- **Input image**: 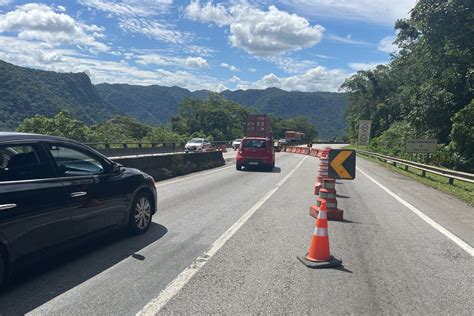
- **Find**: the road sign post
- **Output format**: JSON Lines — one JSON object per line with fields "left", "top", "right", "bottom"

{"left": 405, "top": 139, "right": 437, "bottom": 154}
{"left": 357, "top": 120, "right": 372, "bottom": 147}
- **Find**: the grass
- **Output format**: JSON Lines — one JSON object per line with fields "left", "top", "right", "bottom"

{"left": 352, "top": 150, "right": 474, "bottom": 206}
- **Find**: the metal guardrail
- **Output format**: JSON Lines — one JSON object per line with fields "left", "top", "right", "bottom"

{"left": 357, "top": 150, "right": 474, "bottom": 185}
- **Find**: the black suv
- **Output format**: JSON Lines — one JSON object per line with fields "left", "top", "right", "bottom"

{"left": 0, "top": 132, "right": 157, "bottom": 286}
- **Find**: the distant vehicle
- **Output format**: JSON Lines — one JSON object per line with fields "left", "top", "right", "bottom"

{"left": 285, "top": 131, "right": 304, "bottom": 142}
{"left": 236, "top": 137, "right": 275, "bottom": 171}
{"left": 0, "top": 132, "right": 158, "bottom": 287}
{"left": 232, "top": 139, "right": 242, "bottom": 150}
{"left": 278, "top": 139, "right": 288, "bottom": 145}
{"left": 185, "top": 138, "right": 212, "bottom": 153}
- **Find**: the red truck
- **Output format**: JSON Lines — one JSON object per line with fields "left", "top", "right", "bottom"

{"left": 245, "top": 115, "right": 272, "bottom": 138}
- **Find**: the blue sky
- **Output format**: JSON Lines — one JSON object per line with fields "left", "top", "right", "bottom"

{"left": 0, "top": 0, "right": 416, "bottom": 92}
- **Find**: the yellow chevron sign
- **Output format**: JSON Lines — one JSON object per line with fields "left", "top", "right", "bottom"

{"left": 328, "top": 149, "right": 356, "bottom": 180}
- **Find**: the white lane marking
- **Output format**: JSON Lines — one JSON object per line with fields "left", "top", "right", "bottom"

{"left": 137, "top": 156, "right": 308, "bottom": 315}
{"left": 155, "top": 165, "right": 234, "bottom": 187}
{"left": 357, "top": 167, "right": 474, "bottom": 257}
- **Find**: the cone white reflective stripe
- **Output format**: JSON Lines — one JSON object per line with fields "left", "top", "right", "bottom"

{"left": 317, "top": 200, "right": 337, "bottom": 209}
{"left": 318, "top": 210, "right": 327, "bottom": 219}
{"left": 322, "top": 181, "right": 336, "bottom": 189}
{"left": 320, "top": 191, "right": 336, "bottom": 199}
{"left": 314, "top": 227, "right": 328, "bottom": 236}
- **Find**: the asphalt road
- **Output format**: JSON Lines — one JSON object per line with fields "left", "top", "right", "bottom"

{"left": 0, "top": 147, "right": 472, "bottom": 315}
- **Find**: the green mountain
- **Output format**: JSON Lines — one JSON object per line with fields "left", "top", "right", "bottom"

{"left": 1, "top": 60, "right": 348, "bottom": 139}
{"left": 95, "top": 83, "right": 198, "bottom": 125}
{"left": 96, "top": 85, "right": 348, "bottom": 139}
{"left": 0, "top": 60, "right": 116, "bottom": 130}
{"left": 220, "top": 88, "right": 347, "bottom": 139}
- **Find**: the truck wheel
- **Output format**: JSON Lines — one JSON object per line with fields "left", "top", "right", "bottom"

{"left": 236, "top": 163, "right": 242, "bottom": 170}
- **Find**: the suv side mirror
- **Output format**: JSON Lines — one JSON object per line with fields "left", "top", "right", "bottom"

{"left": 111, "top": 162, "right": 122, "bottom": 174}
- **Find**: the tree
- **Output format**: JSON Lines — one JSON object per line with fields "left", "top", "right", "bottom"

{"left": 16, "top": 111, "right": 93, "bottom": 142}
{"left": 171, "top": 94, "right": 250, "bottom": 140}
{"left": 91, "top": 116, "right": 152, "bottom": 142}
{"left": 449, "top": 100, "right": 474, "bottom": 171}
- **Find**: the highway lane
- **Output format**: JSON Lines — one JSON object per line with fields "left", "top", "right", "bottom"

{"left": 1, "top": 149, "right": 472, "bottom": 314}
{"left": 154, "top": 154, "right": 474, "bottom": 314}
{"left": 0, "top": 151, "right": 306, "bottom": 315}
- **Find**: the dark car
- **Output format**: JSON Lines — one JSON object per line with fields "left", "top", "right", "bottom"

{"left": 236, "top": 137, "right": 275, "bottom": 171}
{"left": 0, "top": 132, "right": 157, "bottom": 286}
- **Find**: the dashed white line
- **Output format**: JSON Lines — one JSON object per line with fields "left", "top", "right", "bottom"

{"left": 357, "top": 167, "right": 474, "bottom": 257}
{"left": 137, "top": 156, "right": 308, "bottom": 315}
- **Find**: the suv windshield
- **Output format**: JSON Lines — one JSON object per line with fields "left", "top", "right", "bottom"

{"left": 189, "top": 139, "right": 203, "bottom": 143}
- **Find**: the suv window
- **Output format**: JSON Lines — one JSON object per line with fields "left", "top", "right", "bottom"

{"left": 0, "top": 144, "right": 51, "bottom": 181}
{"left": 47, "top": 144, "right": 105, "bottom": 177}
{"left": 243, "top": 140, "right": 266, "bottom": 149}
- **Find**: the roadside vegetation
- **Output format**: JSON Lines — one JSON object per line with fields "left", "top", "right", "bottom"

{"left": 354, "top": 150, "right": 474, "bottom": 206}
{"left": 341, "top": 0, "right": 473, "bottom": 173}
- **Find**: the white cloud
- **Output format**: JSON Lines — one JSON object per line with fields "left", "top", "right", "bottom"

{"left": 0, "top": 3, "right": 108, "bottom": 52}
{"left": 248, "top": 67, "right": 256, "bottom": 72}
{"left": 79, "top": 0, "right": 173, "bottom": 17}
{"left": 185, "top": 56, "right": 209, "bottom": 68}
{"left": 80, "top": 0, "right": 186, "bottom": 44}
{"left": 229, "top": 75, "right": 241, "bottom": 83}
{"left": 245, "top": 66, "right": 349, "bottom": 92}
{"left": 185, "top": 2, "right": 325, "bottom": 57}
{"left": 326, "top": 34, "right": 371, "bottom": 45}
{"left": 349, "top": 62, "right": 387, "bottom": 71}
{"left": 119, "top": 18, "right": 186, "bottom": 44}
{"left": 279, "top": 0, "right": 416, "bottom": 25}
{"left": 220, "top": 62, "right": 239, "bottom": 72}
{"left": 0, "top": 0, "right": 12, "bottom": 6}
{"left": 136, "top": 53, "right": 209, "bottom": 69}
{"left": 378, "top": 35, "right": 400, "bottom": 54}
{"left": 185, "top": 0, "right": 231, "bottom": 26}
{"left": 267, "top": 56, "right": 318, "bottom": 74}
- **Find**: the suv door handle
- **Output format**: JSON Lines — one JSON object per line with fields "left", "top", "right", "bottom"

{"left": 0, "top": 204, "right": 17, "bottom": 210}
{"left": 70, "top": 191, "right": 87, "bottom": 198}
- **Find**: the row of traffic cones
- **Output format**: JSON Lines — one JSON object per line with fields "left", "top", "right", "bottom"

{"left": 298, "top": 147, "right": 342, "bottom": 268}
{"left": 313, "top": 148, "right": 344, "bottom": 221}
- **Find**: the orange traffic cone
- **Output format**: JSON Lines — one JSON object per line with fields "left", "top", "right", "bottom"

{"left": 298, "top": 201, "right": 342, "bottom": 268}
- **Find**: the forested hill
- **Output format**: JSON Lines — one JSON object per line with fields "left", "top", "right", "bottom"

{"left": 96, "top": 83, "right": 197, "bottom": 126}
{"left": 0, "top": 60, "right": 116, "bottom": 130}
{"left": 97, "top": 85, "right": 348, "bottom": 139}
{"left": 1, "top": 59, "right": 348, "bottom": 139}
{"left": 220, "top": 88, "right": 347, "bottom": 139}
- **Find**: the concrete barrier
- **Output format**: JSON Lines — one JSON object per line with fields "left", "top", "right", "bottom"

{"left": 112, "top": 152, "right": 225, "bottom": 181}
